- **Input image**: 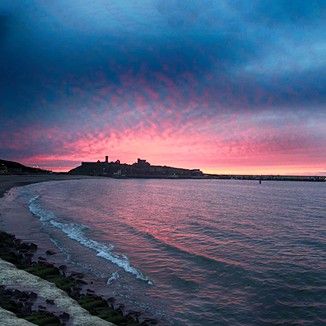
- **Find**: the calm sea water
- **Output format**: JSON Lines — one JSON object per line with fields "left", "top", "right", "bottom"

{"left": 15, "top": 179, "right": 326, "bottom": 325}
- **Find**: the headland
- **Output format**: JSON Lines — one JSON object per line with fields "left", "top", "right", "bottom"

{"left": 68, "top": 156, "right": 325, "bottom": 182}
{"left": 1, "top": 157, "right": 325, "bottom": 181}
{"left": 69, "top": 156, "right": 203, "bottom": 178}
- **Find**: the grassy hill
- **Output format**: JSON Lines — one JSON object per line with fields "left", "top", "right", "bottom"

{"left": 0, "top": 159, "right": 51, "bottom": 174}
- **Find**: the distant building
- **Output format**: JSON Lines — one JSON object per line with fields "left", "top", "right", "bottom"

{"left": 69, "top": 155, "right": 203, "bottom": 178}
{"left": 134, "top": 158, "right": 150, "bottom": 167}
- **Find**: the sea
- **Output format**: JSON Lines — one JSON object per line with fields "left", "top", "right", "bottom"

{"left": 3, "top": 178, "right": 326, "bottom": 325}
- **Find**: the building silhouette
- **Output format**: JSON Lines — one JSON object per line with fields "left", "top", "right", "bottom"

{"left": 69, "top": 156, "right": 203, "bottom": 178}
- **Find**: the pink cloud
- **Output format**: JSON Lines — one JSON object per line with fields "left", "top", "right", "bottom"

{"left": 2, "top": 75, "right": 325, "bottom": 176}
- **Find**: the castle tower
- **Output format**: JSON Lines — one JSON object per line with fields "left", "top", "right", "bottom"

{"left": 105, "top": 156, "right": 108, "bottom": 163}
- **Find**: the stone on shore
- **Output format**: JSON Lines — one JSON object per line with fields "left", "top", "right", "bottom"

{"left": 0, "top": 258, "right": 115, "bottom": 325}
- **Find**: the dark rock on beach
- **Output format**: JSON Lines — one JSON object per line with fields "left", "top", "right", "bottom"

{"left": 0, "top": 230, "right": 155, "bottom": 325}
{"left": 46, "top": 250, "right": 56, "bottom": 255}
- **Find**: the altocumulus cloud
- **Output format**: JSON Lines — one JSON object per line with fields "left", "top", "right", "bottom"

{"left": 0, "top": 0, "right": 325, "bottom": 173}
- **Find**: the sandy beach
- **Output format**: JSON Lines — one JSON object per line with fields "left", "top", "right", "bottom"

{"left": 0, "top": 174, "right": 97, "bottom": 199}
{"left": 0, "top": 175, "right": 147, "bottom": 326}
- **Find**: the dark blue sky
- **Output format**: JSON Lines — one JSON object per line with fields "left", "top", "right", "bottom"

{"left": 1, "top": 0, "right": 325, "bottom": 174}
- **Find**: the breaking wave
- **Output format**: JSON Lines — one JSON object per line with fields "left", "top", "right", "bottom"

{"left": 28, "top": 195, "right": 152, "bottom": 284}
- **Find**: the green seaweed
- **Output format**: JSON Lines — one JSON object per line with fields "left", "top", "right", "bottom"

{"left": 0, "top": 300, "right": 22, "bottom": 315}
{"left": 24, "top": 311, "right": 62, "bottom": 325}
{"left": 76, "top": 294, "right": 139, "bottom": 325}
{"left": 0, "top": 251, "right": 21, "bottom": 265}
{"left": 0, "top": 231, "right": 145, "bottom": 325}
{"left": 24, "top": 262, "right": 60, "bottom": 274}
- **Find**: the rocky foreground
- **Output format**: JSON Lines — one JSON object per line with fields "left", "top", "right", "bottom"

{"left": 0, "top": 231, "right": 159, "bottom": 326}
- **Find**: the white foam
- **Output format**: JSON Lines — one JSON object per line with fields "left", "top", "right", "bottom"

{"left": 107, "top": 271, "right": 120, "bottom": 285}
{"left": 28, "top": 196, "right": 153, "bottom": 284}
{"left": 97, "top": 250, "right": 152, "bottom": 284}
{"left": 29, "top": 196, "right": 56, "bottom": 221}
{"left": 50, "top": 220, "right": 114, "bottom": 253}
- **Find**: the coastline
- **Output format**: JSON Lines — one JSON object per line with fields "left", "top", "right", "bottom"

{"left": 0, "top": 175, "right": 155, "bottom": 325}
{"left": 0, "top": 174, "right": 99, "bottom": 199}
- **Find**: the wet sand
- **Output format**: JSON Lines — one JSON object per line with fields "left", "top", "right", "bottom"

{"left": 0, "top": 174, "right": 102, "bottom": 269}
{"left": 0, "top": 174, "right": 97, "bottom": 199}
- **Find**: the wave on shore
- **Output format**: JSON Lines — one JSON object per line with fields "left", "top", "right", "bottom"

{"left": 28, "top": 196, "right": 153, "bottom": 285}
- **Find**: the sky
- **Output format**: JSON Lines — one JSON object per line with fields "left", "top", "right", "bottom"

{"left": 0, "top": 0, "right": 325, "bottom": 175}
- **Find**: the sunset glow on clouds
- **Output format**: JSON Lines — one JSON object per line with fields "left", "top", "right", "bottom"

{"left": 0, "top": 0, "right": 325, "bottom": 175}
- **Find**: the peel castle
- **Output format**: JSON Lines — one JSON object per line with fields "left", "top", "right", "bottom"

{"left": 69, "top": 156, "right": 203, "bottom": 178}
